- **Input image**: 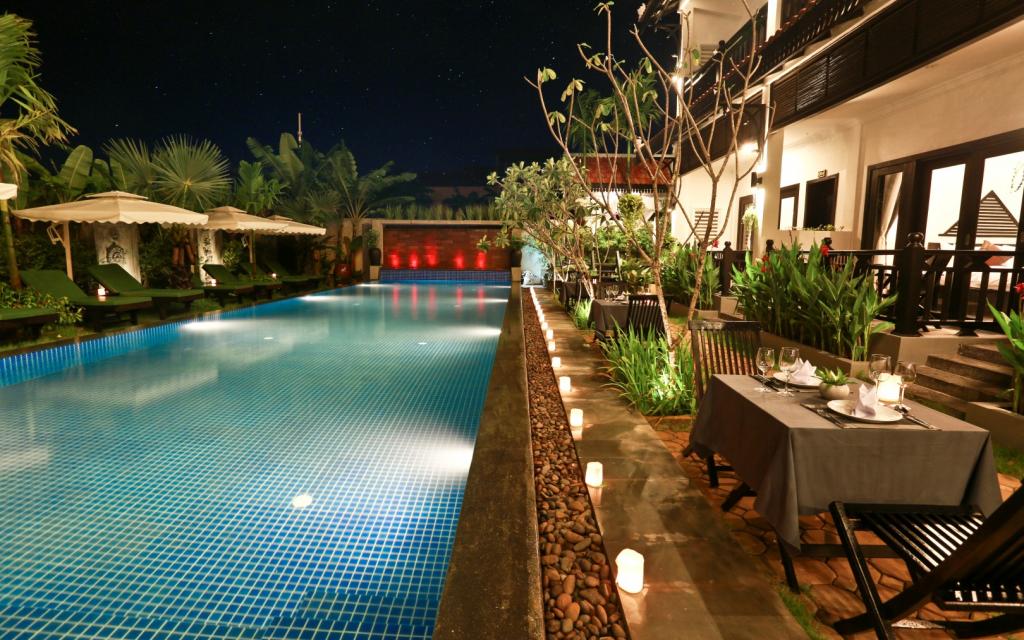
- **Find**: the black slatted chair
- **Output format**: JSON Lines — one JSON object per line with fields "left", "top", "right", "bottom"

{"left": 625, "top": 294, "right": 664, "bottom": 337}
{"left": 687, "top": 319, "right": 762, "bottom": 491}
{"left": 829, "top": 487, "right": 1024, "bottom": 639}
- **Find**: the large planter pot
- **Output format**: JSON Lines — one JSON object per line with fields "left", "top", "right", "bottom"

{"left": 368, "top": 247, "right": 381, "bottom": 267}
{"left": 760, "top": 331, "right": 869, "bottom": 378}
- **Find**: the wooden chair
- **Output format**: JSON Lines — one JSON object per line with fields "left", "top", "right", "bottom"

{"left": 687, "top": 319, "right": 762, "bottom": 491}
{"left": 829, "top": 487, "right": 1024, "bottom": 639}
{"left": 625, "top": 294, "right": 664, "bottom": 336}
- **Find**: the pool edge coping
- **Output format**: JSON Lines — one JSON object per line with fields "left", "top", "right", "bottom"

{"left": 434, "top": 282, "right": 545, "bottom": 640}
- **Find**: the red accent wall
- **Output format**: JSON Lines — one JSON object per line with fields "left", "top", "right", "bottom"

{"left": 383, "top": 225, "right": 510, "bottom": 270}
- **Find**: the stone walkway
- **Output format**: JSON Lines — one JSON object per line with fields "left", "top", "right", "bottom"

{"left": 652, "top": 422, "right": 1023, "bottom": 640}
{"left": 537, "top": 290, "right": 807, "bottom": 639}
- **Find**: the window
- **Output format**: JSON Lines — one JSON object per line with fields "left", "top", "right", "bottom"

{"left": 804, "top": 174, "right": 838, "bottom": 229}
{"left": 778, "top": 184, "right": 799, "bottom": 230}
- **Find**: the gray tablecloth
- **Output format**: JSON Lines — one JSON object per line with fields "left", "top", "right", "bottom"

{"left": 589, "top": 299, "right": 628, "bottom": 333}
{"left": 692, "top": 375, "right": 1002, "bottom": 549}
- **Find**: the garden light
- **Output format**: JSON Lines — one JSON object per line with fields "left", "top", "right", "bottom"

{"left": 615, "top": 549, "right": 644, "bottom": 594}
{"left": 559, "top": 376, "right": 571, "bottom": 393}
{"left": 585, "top": 461, "right": 603, "bottom": 487}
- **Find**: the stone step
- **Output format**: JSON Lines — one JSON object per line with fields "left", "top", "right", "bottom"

{"left": 958, "top": 342, "right": 1010, "bottom": 366}
{"left": 924, "top": 354, "right": 1013, "bottom": 386}
{"left": 914, "top": 365, "right": 1007, "bottom": 402}
{"left": 905, "top": 384, "right": 971, "bottom": 420}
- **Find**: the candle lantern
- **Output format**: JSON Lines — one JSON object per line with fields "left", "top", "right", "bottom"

{"left": 877, "top": 373, "right": 902, "bottom": 404}
{"left": 545, "top": 329, "right": 554, "bottom": 340}
{"left": 548, "top": 341, "right": 556, "bottom": 352}
{"left": 585, "top": 461, "right": 603, "bottom": 487}
{"left": 615, "top": 548, "right": 645, "bottom": 594}
{"left": 559, "top": 376, "right": 572, "bottom": 393}
{"left": 551, "top": 357, "right": 562, "bottom": 369}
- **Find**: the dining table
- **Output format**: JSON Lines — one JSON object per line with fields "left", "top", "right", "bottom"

{"left": 588, "top": 298, "right": 629, "bottom": 334}
{"left": 691, "top": 375, "right": 1002, "bottom": 558}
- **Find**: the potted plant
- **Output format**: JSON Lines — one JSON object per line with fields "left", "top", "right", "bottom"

{"left": 365, "top": 228, "right": 381, "bottom": 267}
{"left": 817, "top": 367, "right": 851, "bottom": 400}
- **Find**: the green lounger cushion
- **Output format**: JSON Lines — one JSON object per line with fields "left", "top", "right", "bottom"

{"left": 190, "top": 273, "right": 254, "bottom": 294}
{"left": 20, "top": 270, "right": 152, "bottom": 309}
{"left": 0, "top": 307, "right": 58, "bottom": 323}
{"left": 202, "top": 264, "right": 244, "bottom": 285}
{"left": 89, "top": 264, "right": 203, "bottom": 300}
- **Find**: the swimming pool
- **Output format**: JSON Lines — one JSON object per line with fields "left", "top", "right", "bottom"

{"left": 0, "top": 283, "right": 509, "bottom": 639}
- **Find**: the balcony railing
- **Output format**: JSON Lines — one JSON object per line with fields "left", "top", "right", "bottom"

{"left": 718, "top": 236, "right": 1023, "bottom": 336}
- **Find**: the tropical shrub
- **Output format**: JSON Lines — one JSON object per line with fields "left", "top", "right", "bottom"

{"left": 730, "top": 243, "right": 895, "bottom": 361}
{"left": 602, "top": 329, "right": 696, "bottom": 415}
{"left": 0, "top": 282, "right": 81, "bottom": 325}
{"left": 662, "top": 244, "right": 719, "bottom": 310}
{"left": 619, "top": 257, "right": 652, "bottom": 293}
{"left": 989, "top": 301, "right": 1024, "bottom": 414}
{"left": 571, "top": 298, "right": 593, "bottom": 329}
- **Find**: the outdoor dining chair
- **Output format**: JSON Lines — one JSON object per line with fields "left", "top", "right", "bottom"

{"left": 594, "top": 294, "right": 665, "bottom": 343}
{"left": 686, "top": 319, "right": 762, "bottom": 489}
{"left": 829, "top": 486, "right": 1024, "bottom": 639}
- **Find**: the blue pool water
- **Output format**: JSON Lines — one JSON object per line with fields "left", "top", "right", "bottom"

{"left": 0, "top": 283, "right": 509, "bottom": 639}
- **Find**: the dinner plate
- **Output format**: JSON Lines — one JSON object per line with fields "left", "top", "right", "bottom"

{"left": 773, "top": 372, "right": 821, "bottom": 388}
{"left": 826, "top": 399, "right": 903, "bottom": 424}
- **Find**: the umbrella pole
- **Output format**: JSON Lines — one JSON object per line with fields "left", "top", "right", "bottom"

{"left": 62, "top": 222, "right": 73, "bottom": 279}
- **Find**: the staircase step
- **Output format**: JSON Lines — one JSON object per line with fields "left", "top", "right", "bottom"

{"left": 905, "top": 385, "right": 971, "bottom": 420}
{"left": 958, "top": 342, "right": 1010, "bottom": 366}
{"left": 924, "top": 354, "right": 1013, "bottom": 386}
{"left": 914, "top": 365, "right": 1007, "bottom": 402}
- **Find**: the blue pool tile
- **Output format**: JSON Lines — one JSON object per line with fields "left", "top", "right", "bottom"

{"left": 0, "top": 283, "right": 508, "bottom": 639}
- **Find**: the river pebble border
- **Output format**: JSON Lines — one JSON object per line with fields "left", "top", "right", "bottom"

{"left": 522, "top": 296, "right": 630, "bottom": 640}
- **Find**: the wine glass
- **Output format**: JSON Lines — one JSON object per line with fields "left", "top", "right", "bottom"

{"left": 869, "top": 354, "right": 891, "bottom": 387}
{"left": 778, "top": 347, "right": 800, "bottom": 397}
{"left": 894, "top": 361, "right": 917, "bottom": 411}
{"left": 755, "top": 347, "right": 776, "bottom": 393}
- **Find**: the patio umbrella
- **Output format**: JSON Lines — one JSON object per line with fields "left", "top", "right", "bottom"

{"left": 13, "top": 191, "right": 208, "bottom": 278}
{"left": 266, "top": 215, "right": 327, "bottom": 236}
{"left": 202, "top": 206, "right": 289, "bottom": 265}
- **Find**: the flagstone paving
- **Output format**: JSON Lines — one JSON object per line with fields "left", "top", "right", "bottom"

{"left": 652, "top": 421, "right": 1023, "bottom": 639}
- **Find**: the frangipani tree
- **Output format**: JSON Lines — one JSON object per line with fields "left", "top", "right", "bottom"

{"left": 0, "top": 13, "right": 75, "bottom": 288}
{"left": 530, "top": 0, "right": 767, "bottom": 338}
{"left": 489, "top": 157, "right": 601, "bottom": 300}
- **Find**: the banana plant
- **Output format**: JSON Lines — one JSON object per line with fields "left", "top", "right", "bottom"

{"left": 989, "top": 301, "right": 1024, "bottom": 414}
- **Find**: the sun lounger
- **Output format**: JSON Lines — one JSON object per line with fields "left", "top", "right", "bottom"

{"left": 20, "top": 269, "right": 152, "bottom": 331}
{"left": 204, "top": 264, "right": 280, "bottom": 300}
{"left": 0, "top": 307, "right": 59, "bottom": 339}
{"left": 189, "top": 273, "right": 254, "bottom": 307}
{"left": 261, "top": 257, "right": 321, "bottom": 289}
{"left": 88, "top": 264, "right": 203, "bottom": 319}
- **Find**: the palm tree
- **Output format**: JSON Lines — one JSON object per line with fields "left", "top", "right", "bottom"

{"left": 151, "top": 136, "right": 231, "bottom": 211}
{"left": 0, "top": 14, "right": 75, "bottom": 287}
{"left": 246, "top": 133, "right": 322, "bottom": 220}
{"left": 104, "top": 138, "right": 157, "bottom": 197}
{"left": 234, "top": 160, "right": 283, "bottom": 215}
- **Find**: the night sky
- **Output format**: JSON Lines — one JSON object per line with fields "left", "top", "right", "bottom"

{"left": 8, "top": 1, "right": 675, "bottom": 181}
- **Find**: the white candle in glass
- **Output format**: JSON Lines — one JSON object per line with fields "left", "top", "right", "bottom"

{"left": 545, "top": 329, "right": 554, "bottom": 340}
{"left": 615, "top": 549, "right": 644, "bottom": 594}
{"left": 548, "top": 341, "right": 556, "bottom": 352}
{"left": 877, "top": 373, "right": 902, "bottom": 404}
{"left": 551, "top": 357, "right": 562, "bottom": 369}
{"left": 569, "top": 408, "right": 583, "bottom": 427}
{"left": 97, "top": 286, "right": 107, "bottom": 298}
{"left": 559, "top": 376, "right": 571, "bottom": 393}
{"left": 585, "top": 461, "right": 603, "bottom": 487}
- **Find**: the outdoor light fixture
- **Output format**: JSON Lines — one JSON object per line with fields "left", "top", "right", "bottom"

{"left": 559, "top": 376, "right": 572, "bottom": 393}
{"left": 551, "top": 357, "right": 562, "bottom": 369}
{"left": 210, "top": 278, "right": 217, "bottom": 286}
{"left": 291, "top": 493, "right": 314, "bottom": 509}
{"left": 541, "top": 321, "right": 549, "bottom": 331}
{"left": 271, "top": 272, "right": 277, "bottom": 279}
{"left": 615, "top": 548, "right": 645, "bottom": 594}
{"left": 548, "top": 341, "right": 556, "bottom": 352}
{"left": 585, "top": 461, "right": 603, "bottom": 487}
{"left": 569, "top": 408, "right": 584, "bottom": 428}
{"left": 545, "top": 329, "right": 554, "bottom": 340}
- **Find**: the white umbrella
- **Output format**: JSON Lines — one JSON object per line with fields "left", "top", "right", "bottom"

{"left": 13, "top": 191, "right": 209, "bottom": 278}
{"left": 0, "top": 183, "right": 17, "bottom": 200}
{"left": 202, "top": 206, "right": 289, "bottom": 266}
{"left": 267, "top": 215, "right": 327, "bottom": 236}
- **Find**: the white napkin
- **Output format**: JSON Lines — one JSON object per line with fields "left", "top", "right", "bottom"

{"left": 790, "top": 359, "right": 817, "bottom": 385}
{"left": 854, "top": 384, "right": 877, "bottom": 418}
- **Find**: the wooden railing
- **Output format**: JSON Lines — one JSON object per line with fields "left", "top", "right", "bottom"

{"left": 742, "top": 235, "right": 1024, "bottom": 336}
{"left": 686, "top": 0, "right": 865, "bottom": 119}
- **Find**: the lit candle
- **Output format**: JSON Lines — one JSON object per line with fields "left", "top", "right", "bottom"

{"left": 541, "top": 322, "right": 549, "bottom": 331}
{"left": 210, "top": 278, "right": 217, "bottom": 286}
{"left": 97, "top": 285, "right": 107, "bottom": 299}
{"left": 548, "top": 341, "right": 556, "bottom": 352}
{"left": 615, "top": 548, "right": 645, "bottom": 594}
{"left": 551, "top": 357, "right": 562, "bottom": 369}
{"left": 271, "top": 272, "right": 277, "bottom": 279}
{"left": 569, "top": 408, "right": 583, "bottom": 427}
{"left": 559, "top": 376, "right": 571, "bottom": 393}
{"left": 585, "top": 461, "right": 603, "bottom": 487}
{"left": 877, "top": 373, "right": 902, "bottom": 404}
{"left": 545, "top": 329, "right": 554, "bottom": 340}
